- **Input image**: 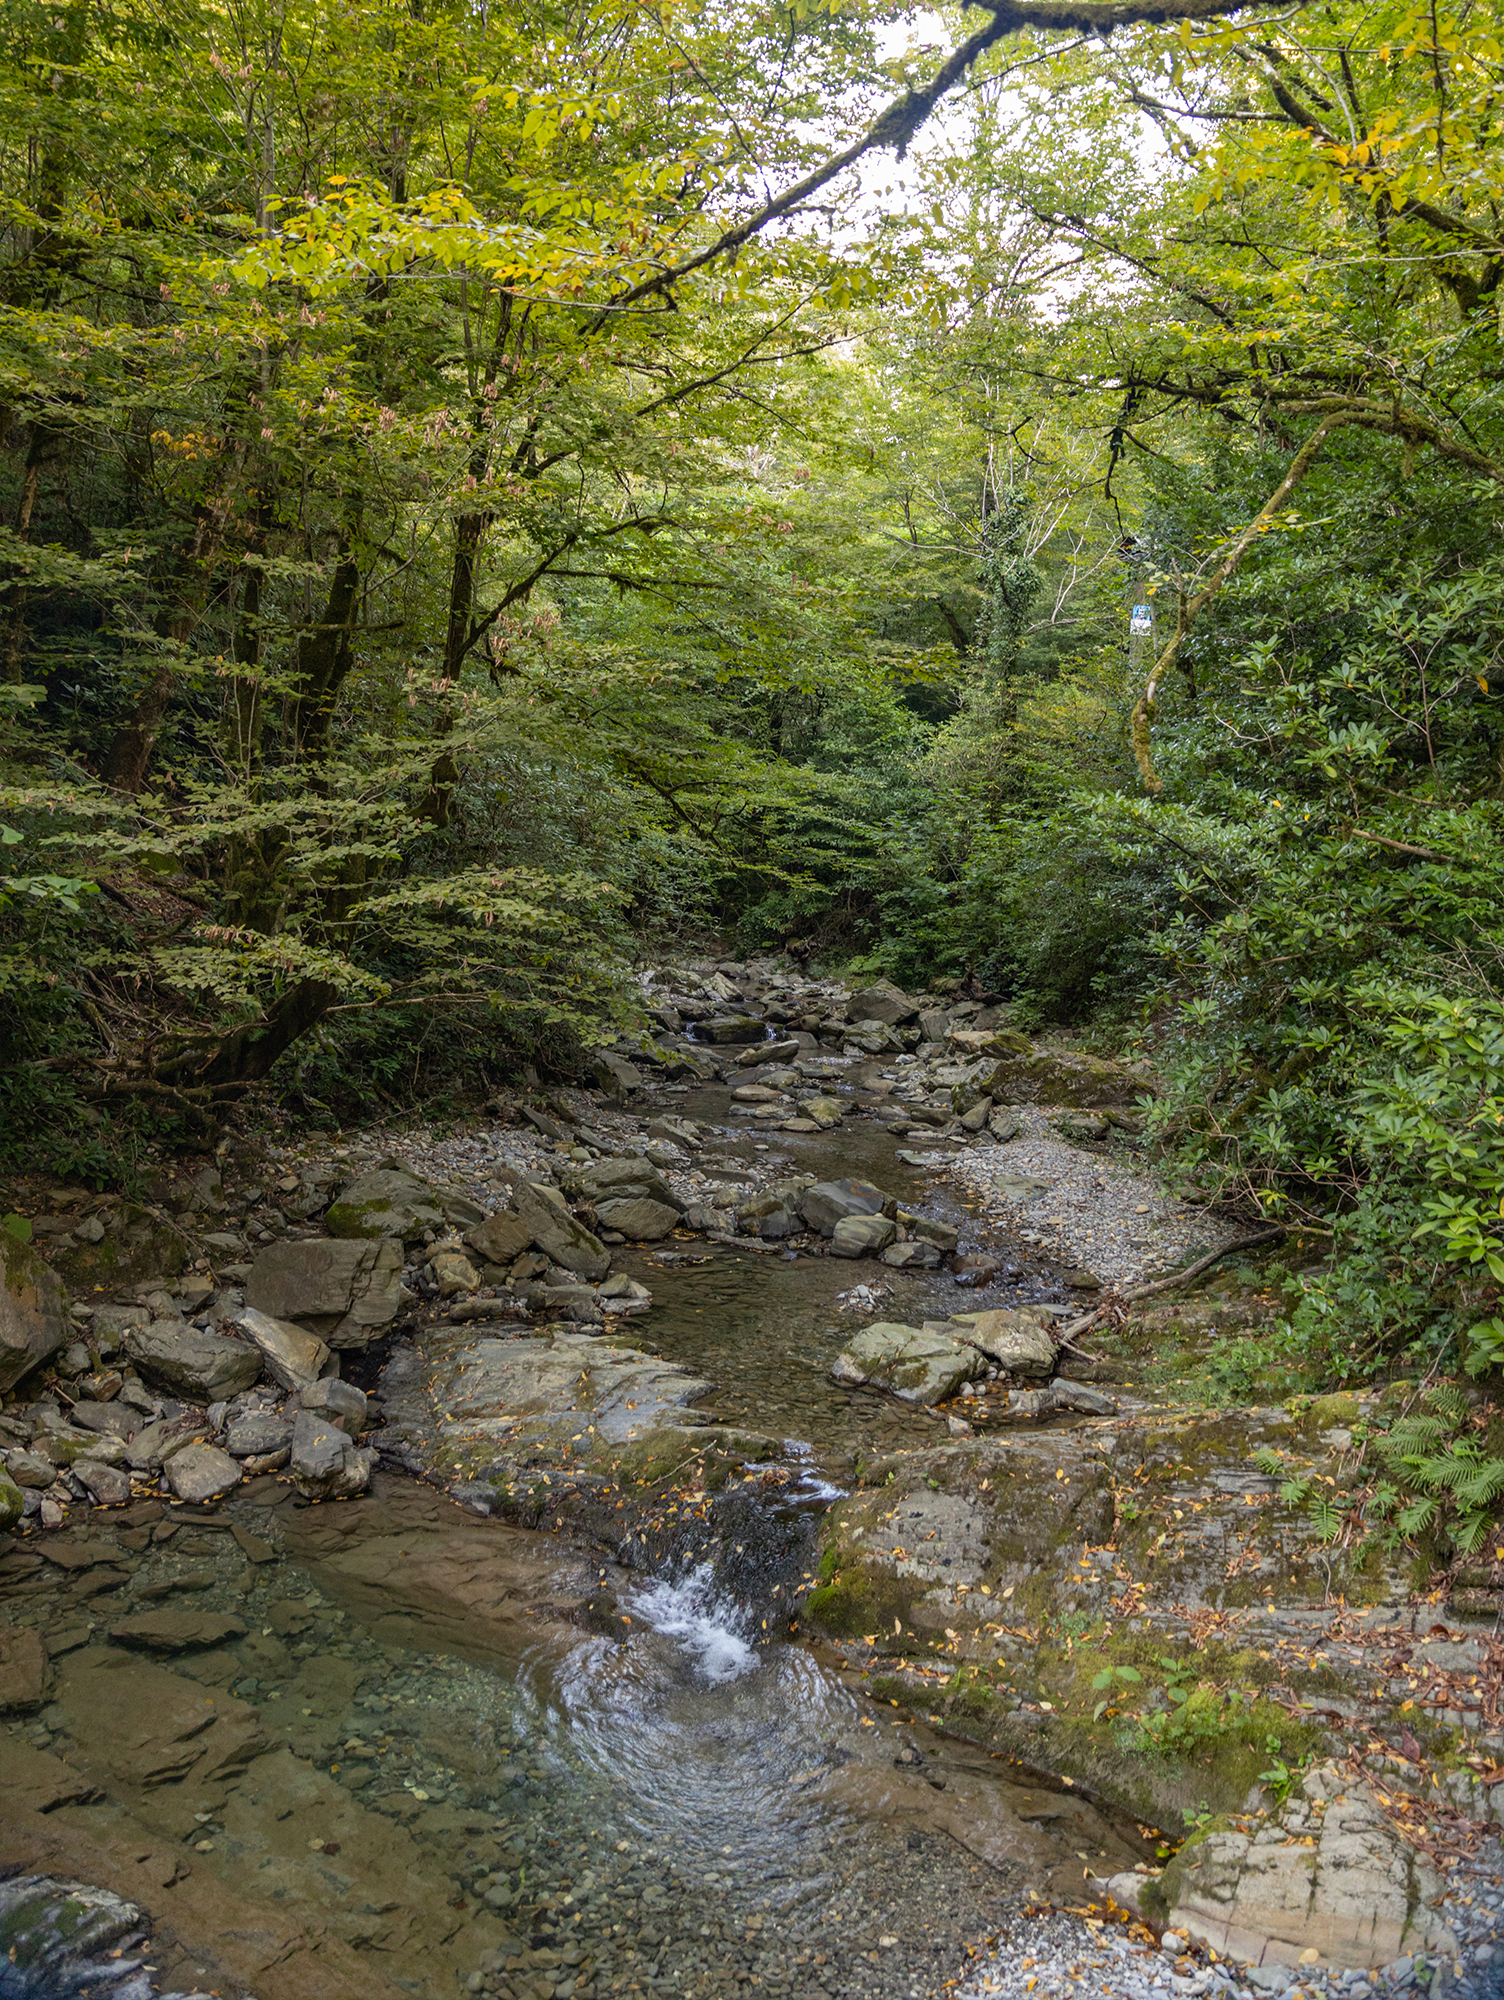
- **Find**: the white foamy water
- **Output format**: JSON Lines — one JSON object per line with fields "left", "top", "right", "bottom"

{"left": 629, "top": 1565, "right": 759, "bottom": 1684}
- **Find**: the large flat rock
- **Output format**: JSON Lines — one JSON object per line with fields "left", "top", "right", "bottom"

{"left": 830, "top": 1321, "right": 986, "bottom": 1404}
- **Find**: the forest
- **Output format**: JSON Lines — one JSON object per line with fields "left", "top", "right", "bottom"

{"left": 2, "top": 0, "right": 1502, "bottom": 1391}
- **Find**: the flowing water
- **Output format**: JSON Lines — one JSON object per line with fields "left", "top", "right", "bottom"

{"left": 5, "top": 1105, "right": 1152, "bottom": 2000}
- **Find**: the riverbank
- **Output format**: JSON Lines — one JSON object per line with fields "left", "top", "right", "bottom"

{"left": 4, "top": 958, "right": 1502, "bottom": 2000}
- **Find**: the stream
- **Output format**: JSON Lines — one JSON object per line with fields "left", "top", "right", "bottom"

{"left": 4, "top": 1094, "right": 1157, "bottom": 2000}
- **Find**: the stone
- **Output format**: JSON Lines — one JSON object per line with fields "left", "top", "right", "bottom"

{"left": 796, "top": 1095, "right": 843, "bottom": 1129}
{"left": 953, "top": 1309, "right": 1057, "bottom": 1378}
{"left": 73, "top": 1459, "right": 131, "bottom": 1506}
{"left": 1159, "top": 1770, "right": 1458, "bottom": 1971}
{"left": 849, "top": 982, "right": 919, "bottom": 1025}
{"left": 958, "top": 1099, "right": 991, "bottom": 1131}
{"left": 67, "top": 1399, "right": 140, "bottom": 1441}
{"left": 290, "top": 1407, "right": 375, "bottom": 1500}
{"left": 987, "top": 1108, "right": 1022, "bottom": 1143}
{"left": 464, "top": 1207, "right": 533, "bottom": 1267}
{"left": 0, "top": 1465, "right": 22, "bottom": 1528}
{"left": 646, "top": 1115, "right": 703, "bottom": 1149}
{"left": 234, "top": 1306, "right": 330, "bottom": 1391}
{"left": 830, "top": 1214, "right": 898, "bottom": 1259}
{"left": 879, "top": 1238, "right": 942, "bottom": 1271}
{"left": 948, "top": 1026, "right": 1033, "bottom": 1058}
{"left": 121, "top": 1319, "right": 261, "bottom": 1401}
{"left": 226, "top": 1410, "right": 295, "bottom": 1458}
{"left": 243, "top": 1236, "right": 405, "bottom": 1344}
{"left": 1056, "top": 1111, "right": 1110, "bottom": 1142}
{"left": 1047, "top": 1379, "right": 1117, "bottom": 1417}
{"left": 429, "top": 1244, "right": 480, "bottom": 1298}
{"left": 48, "top": 1203, "right": 186, "bottom": 1292}
{"left": 1104, "top": 1871, "right": 1152, "bottom": 1918}
{"left": 830, "top": 1321, "right": 987, "bottom": 1405}
{"left": 700, "top": 1014, "right": 767, "bottom": 1043}
{"left": 123, "top": 1411, "right": 209, "bottom": 1471}
{"left": 299, "top": 1378, "right": 368, "bottom": 1431}
{"left": 90, "top": 1303, "right": 150, "bottom": 1345}
{"left": 164, "top": 1441, "right": 243, "bottom": 1503}
{"left": 513, "top": 1181, "right": 610, "bottom": 1282}
{"left": 324, "top": 1167, "right": 479, "bottom": 1244}
{"left": 591, "top": 1050, "right": 645, "bottom": 1095}
{"left": 800, "top": 1178, "right": 890, "bottom": 1236}
{"left": 984, "top": 1050, "right": 1152, "bottom": 1110}
{"left": 108, "top": 1610, "right": 249, "bottom": 1652}
{"left": 918, "top": 1008, "right": 950, "bottom": 1043}
{"left": 594, "top": 1197, "right": 680, "bottom": 1242}
{"left": 734, "top": 1037, "right": 801, "bottom": 1066}
{"left": 0, "top": 1625, "right": 46, "bottom": 1709}
{"left": 562, "top": 1156, "right": 683, "bottom": 1212}
{"left": 0, "top": 1876, "right": 157, "bottom": 1994}
{"left": 0, "top": 1229, "right": 70, "bottom": 1394}
{"left": 3, "top": 1447, "right": 55, "bottom": 1488}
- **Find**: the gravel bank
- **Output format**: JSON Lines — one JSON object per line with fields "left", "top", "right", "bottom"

{"left": 939, "top": 1109, "right": 1243, "bottom": 1290}
{"left": 951, "top": 1847, "right": 1504, "bottom": 2000}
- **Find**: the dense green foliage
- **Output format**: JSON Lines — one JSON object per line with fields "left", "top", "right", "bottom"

{"left": 2, "top": 0, "right": 1503, "bottom": 1383}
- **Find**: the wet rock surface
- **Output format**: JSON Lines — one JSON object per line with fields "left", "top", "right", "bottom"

{"left": 5, "top": 953, "right": 1504, "bottom": 2000}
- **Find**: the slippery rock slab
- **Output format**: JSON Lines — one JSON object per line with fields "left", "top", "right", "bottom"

{"left": 122, "top": 1319, "right": 261, "bottom": 1401}
{"left": 0, "top": 1228, "right": 70, "bottom": 1394}
{"left": 423, "top": 1329, "right": 713, "bottom": 1451}
{"left": 243, "top": 1236, "right": 404, "bottom": 1345}
{"left": 0, "top": 1624, "right": 47, "bottom": 1710}
{"left": 513, "top": 1180, "right": 610, "bottom": 1281}
{"left": 235, "top": 1305, "right": 330, "bottom": 1391}
{"left": 830, "top": 1321, "right": 986, "bottom": 1405}
{"left": 1160, "top": 1773, "right": 1457, "bottom": 1970}
{"left": 164, "top": 1440, "right": 243, "bottom": 1503}
{"left": 108, "top": 1610, "right": 250, "bottom": 1655}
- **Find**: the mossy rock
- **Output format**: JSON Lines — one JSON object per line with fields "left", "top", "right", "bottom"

{"left": 1305, "top": 1392, "right": 1361, "bottom": 1427}
{"left": 50, "top": 1204, "right": 186, "bottom": 1292}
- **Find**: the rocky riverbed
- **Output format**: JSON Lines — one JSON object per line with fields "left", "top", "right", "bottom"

{"left": 4, "top": 956, "right": 1504, "bottom": 2000}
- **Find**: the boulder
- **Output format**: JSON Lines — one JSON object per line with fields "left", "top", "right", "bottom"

{"left": 985, "top": 1050, "right": 1151, "bottom": 1110}
{"left": 592, "top": 1050, "right": 645, "bottom": 1096}
{"left": 429, "top": 1244, "right": 480, "bottom": 1298}
{"left": 954, "top": 1308, "right": 1057, "bottom": 1378}
{"left": 594, "top": 1197, "right": 680, "bottom": 1242}
{"left": 562, "top": 1156, "right": 683, "bottom": 1212}
{"left": 324, "top": 1168, "right": 481, "bottom": 1244}
{"left": 830, "top": 1214, "right": 897, "bottom": 1259}
{"left": 122, "top": 1319, "right": 261, "bottom": 1401}
{"left": 122, "top": 1412, "right": 208, "bottom": 1471}
{"left": 465, "top": 1207, "right": 533, "bottom": 1266}
{"left": 700, "top": 1015, "right": 766, "bottom": 1044}
{"left": 947, "top": 1026, "right": 1032, "bottom": 1058}
{"left": 797, "top": 1095, "right": 843, "bottom": 1129}
{"left": 74, "top": 1459, "right": 131, "bottom": 1505}
{"left": 3, "top": 1447, "right": 55, "bottom": 1488}
{"left": 0, "top": 1877, "right": 162, "bottom": 1995}
{"left": 0, "top": 1625, "right": 46, "bottom": 1710}
{"left": 234, "top": 1306, "right": 330, "bottom": 1392}
{"left": 164, "top": 1440, "right": 243, "bottom": 1503}
{"left": 917, "top": 1008, "right": 951, "bottom": 1043}
{"left": 987, "top": 1108, "right": 1022, "bottom": 1143}
{"left": 226, "top": 1410, "right": 295, "bottom": 1458}
{"left": 831, "top": 1321, "right": 987, "bottom": 1405}
{"left": 47, "top": 1202, "right": 186, "bottom": 1291}
{"left": 0, "top": 1229, "right": 70, "bottom": 1393}
{"left": 243, "top": 1236, "right": 404, "bottom": 1344}
{"left": 108, "top": 1610, "right": 248, "bottom": 1653}
{"left": 800, "top": 1178, "right": 890, "bottom": 1237}
{"left": 1158, "top": 1768, "right": 1457, "bottom": 1971}
{"left": 514, "top": 1181, "right": 610, "bottom": 1282}
{"left": 849, "top": 982, "right": 919, "bottom": 1025}
{"left": 0, "top": 1465, "right": 23, "bottom": 1528}
{"left": 299, "top": 1377, "right": 367, "bottom": 1431}
{"left": 880, "top": 1238, "right": 942, "bottom": 1271}
{"left": 290, "top": 1407, "right": 375, "bottom": 1500}
{"left": 734, "top": 1037, "right": 801, "bottom": 1067}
